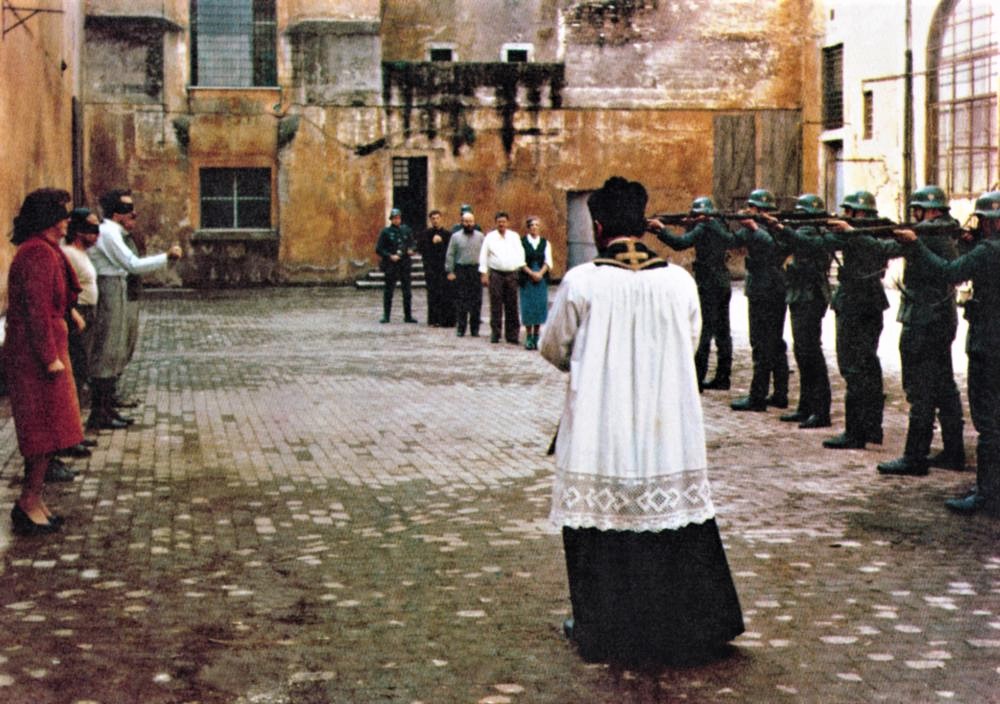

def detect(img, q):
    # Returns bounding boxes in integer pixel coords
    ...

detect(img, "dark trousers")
[453,265,482,335]
[695,285,732,384]
[967,354,1000,510]
[382,259,412,320]
[789,298,831,419]
[425,272,456,327]
[900,323,964,460]
[836,311,884,440]
[68,304,96,403]
[747,294,789,403]
[488,269,520,342]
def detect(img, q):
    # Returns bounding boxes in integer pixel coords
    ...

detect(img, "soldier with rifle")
[892,190,1000,516]
[761,194,834,429]
[648,197,736,390]
[822,191,903,450]
[874,186,966,476]
[729,189,790,412]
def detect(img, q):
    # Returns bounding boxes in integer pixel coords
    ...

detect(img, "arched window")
[926,0,998,197]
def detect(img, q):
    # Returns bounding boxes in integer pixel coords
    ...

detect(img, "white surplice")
[540,257,716,532]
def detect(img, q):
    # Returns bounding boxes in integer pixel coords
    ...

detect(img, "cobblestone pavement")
[0,287,998,704]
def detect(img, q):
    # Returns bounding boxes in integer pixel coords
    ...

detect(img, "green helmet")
[747,188,777,211]
[840,190,878,214]
[973,191,1000,219]
[690,196,717,215]
[794,193,826,214]
[908,185,950,211]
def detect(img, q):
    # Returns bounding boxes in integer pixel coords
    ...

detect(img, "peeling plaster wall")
[0,5,84,312]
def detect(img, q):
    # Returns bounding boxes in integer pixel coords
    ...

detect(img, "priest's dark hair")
[587,176,648,248]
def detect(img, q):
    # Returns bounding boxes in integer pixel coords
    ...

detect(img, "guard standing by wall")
[376,208,417,324]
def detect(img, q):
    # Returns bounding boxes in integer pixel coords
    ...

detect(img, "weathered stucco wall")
[77,0,821,287]
[0,5,84,312]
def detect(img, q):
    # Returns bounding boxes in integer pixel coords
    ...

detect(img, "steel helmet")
[794,193,826,214]
[973,191,1000,219]
[747,188,777,211]
[840,190,878,214]
[908,185,950,211]
[690,196,717,215]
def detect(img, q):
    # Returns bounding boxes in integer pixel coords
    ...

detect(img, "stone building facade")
[71,0,822,286]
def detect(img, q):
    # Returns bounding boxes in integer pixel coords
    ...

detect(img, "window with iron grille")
[929,0,998,198]
[200,168,271,229]
[822,44,844,130]
[429,47,454,62]
[191,0,276,87]
[863,91,874,140]
[392,158,410,187]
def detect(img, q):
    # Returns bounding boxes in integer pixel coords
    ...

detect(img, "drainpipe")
[903,0,914,204]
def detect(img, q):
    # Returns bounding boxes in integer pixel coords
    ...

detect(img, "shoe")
[470,330,480,337]
[456,328,465,337]
[10,504,60,536]
[506,339,519,345]
[944,492,986,514]
[823,433,866,450]
[81,439,98,448]
[87,416,129,431]
[867,429,884,445]
[44,459,78,483]
[877,456,928,476]
[702,377,731,391]
[799,415,832,429]
[765,395,789,409]
[55,443,92,458]
[404,317,418,324]
[112,396,140,409]
[111,411,135,426]
[731,396,767,412]
[379,317,389,324]
[927,450,967,471]
[490,335,500,344]
[780,411,808,423]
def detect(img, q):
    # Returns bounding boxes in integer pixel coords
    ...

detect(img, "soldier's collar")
[593,238,668,271]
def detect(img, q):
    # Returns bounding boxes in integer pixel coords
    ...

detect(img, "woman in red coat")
[6,188,83,535]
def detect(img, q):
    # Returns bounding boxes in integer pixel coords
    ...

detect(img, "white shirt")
[478,229,526,273]
[61,244,98,306]
[539,257,715,532]
[89,219,168,277]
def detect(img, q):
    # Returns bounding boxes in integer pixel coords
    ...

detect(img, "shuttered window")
[191,0,276,87]
[822,44,844,130]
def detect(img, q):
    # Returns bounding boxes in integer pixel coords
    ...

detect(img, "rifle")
[649,212,701,226]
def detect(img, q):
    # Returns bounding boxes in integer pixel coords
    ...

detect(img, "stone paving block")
[0,287,996,703]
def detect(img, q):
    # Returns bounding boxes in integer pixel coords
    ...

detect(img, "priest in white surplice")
[540,176,743,666]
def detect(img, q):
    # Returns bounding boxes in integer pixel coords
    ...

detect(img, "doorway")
[392,156,428,232]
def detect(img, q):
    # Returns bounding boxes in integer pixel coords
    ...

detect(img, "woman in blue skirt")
[519,216,552,350]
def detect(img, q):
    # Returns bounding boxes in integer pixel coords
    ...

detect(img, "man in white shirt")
[478,211,525,344]
[540,176,743,665]
[87,189,182,430]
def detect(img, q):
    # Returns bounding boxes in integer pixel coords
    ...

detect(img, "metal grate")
[191,0,276,87]
[822,44,844,130]
[863,90,873,140]
[931,0,998,197]
[392,158,410,187]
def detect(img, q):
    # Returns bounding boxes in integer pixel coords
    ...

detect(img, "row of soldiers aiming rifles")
[644,185,1000,519]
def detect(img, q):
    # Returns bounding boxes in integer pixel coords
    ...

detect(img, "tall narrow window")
[200,168,271,229]
[928,0,998,198]
[822,44,844,130]
[191,0,277,87]
[863,90,874,140]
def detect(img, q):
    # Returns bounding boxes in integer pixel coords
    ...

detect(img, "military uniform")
[774,222,833,426]
[732,223,789,408]
[657,217,735,388]
[905,193,1000,515]
[894,215,965,470]
[824,229,901,445]
[375,221,417,323]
